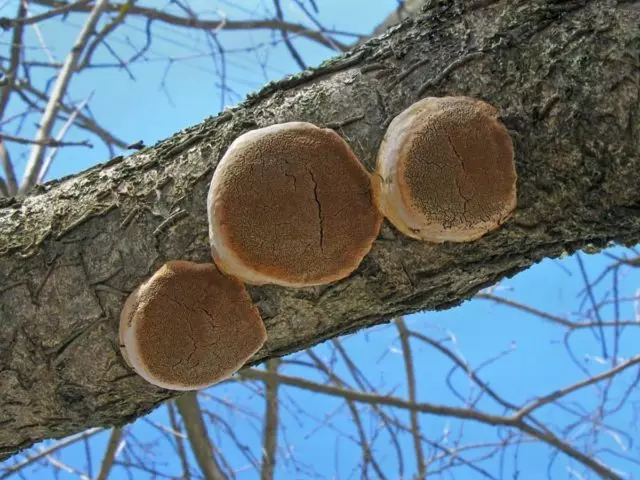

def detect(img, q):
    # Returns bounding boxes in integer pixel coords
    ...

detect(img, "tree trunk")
[0,0,638,460]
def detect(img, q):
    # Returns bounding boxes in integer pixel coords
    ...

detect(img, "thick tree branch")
[0,0,639,463]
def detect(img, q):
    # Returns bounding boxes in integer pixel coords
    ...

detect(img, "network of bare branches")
[0,1,639,479]
[0,0,364,196]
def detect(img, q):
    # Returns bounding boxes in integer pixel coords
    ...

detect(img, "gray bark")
[0,0,639,460]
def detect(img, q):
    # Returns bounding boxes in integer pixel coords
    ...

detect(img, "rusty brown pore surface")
[0,0,639,459]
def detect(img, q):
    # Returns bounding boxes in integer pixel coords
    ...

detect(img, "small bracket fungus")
[374,96,517,242]
[207,122,382,287]
[119,261,266,391]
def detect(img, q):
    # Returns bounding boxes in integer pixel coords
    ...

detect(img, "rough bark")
[0,0,638,460]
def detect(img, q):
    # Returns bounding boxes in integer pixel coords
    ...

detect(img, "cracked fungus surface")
[401,98,516,235]
[211,123,382,285]
[132,262,265,388]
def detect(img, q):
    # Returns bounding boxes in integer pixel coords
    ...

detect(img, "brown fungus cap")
[207,122,382,287]
[119,261,266,391]
[374,96,517,242]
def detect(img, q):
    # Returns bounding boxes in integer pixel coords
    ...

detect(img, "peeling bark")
[0,0,639,460]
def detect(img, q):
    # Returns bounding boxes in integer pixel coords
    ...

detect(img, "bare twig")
[0,2,25,195]
[19,0,109,194]
[576,253,609,359]
[273,0,306,70]
[0,428,102,479]
[31,0,350,51]
[0,2,26,117]
[261,359,281,480]
[175,391,228,480]
[1,0,91,27]
[515,355,640,419]
[0,177,8,197]
[45,455,90,479]
[238,369,621,479]
[96,427,124,480]
[167,401,191,480]
[306,349,390,479]
[37,93,94,184]
[396,317,426,478]
[475,293,639,329]
[0,133,91,148]
[11,80,128,151]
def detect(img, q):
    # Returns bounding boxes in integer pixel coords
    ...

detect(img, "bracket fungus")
[207,122,382,287]
[374,96,517,242]
[119,261,266,391]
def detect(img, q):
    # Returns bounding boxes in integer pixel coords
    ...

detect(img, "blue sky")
[1,1,639,479]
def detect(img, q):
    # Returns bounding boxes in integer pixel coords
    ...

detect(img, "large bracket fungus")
[374,96,517,242]
[207,122,382,287]
[119,261,266,391]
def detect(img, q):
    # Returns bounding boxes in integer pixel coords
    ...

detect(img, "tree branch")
[30,0,351,51]
[0,133,91,148]
[0,0,638,464]
[95,427,123,480]
[167,401,191,480]
[515,355,640,420]
[0,0,91,28]
[18,0,108,194]
[395,317,426,478]
[260,359,281,480]
[175,392,228,480]
[238,368,620,479]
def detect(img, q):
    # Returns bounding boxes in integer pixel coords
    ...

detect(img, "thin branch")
[260,359,281,480]
[1,0,91,27]
[8,79,128,151]
[76,0,134,72]
[0,428,102,479]
[576,253,609,359]
[305,349,390,480]
[475,293,639,329]
[0,1,25,195]
[45,455,90,479]
[238,369,621,479]
[273,0,306,70]
[18,0,109,194]
[395,317,426,478]
[0,133,91,148]
[37,93,93,184]
[30,0,350,51]
[0,142,17,196]
[175,391,228,480]
[0,2,26,117]
[0,177,8,197]
[167,401,191,480]
[96,427,123,480]
[515,355,640,419]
